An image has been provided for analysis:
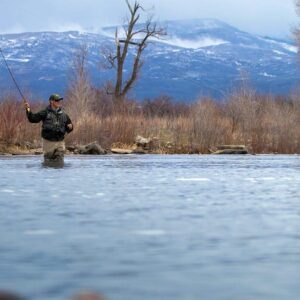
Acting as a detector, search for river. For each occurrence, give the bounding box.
[0,155,300,300]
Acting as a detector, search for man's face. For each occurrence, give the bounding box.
[50,100,63,109]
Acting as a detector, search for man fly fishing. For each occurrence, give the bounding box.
[1,47,73,162]
[24,94,73,161]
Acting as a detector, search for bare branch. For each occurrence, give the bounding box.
[119,39,141,46]
[102,0,167,101]
[100,43,117,70]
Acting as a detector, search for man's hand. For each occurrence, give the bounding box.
[24,101,30,112]
[67,123,73,130]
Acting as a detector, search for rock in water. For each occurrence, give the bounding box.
[211,145,248,154]
[77,142,106,155]
[135,135,159,152]
[111,148,133,154]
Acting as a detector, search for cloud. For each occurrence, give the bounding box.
[46,23,90,33]
[0,24,26,34]
[160,36,229,49]
[0,0,297,38]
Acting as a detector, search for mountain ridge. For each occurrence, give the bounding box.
[0,18,299,101]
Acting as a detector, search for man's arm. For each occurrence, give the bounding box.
[65,114,73,133]
[25,102,47,123]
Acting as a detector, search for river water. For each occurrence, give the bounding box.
[0,155,300,300]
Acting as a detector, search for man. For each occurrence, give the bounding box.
[25,94,73,161]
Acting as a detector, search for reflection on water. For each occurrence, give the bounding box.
[42,159,65,169]
[0,155,300,300]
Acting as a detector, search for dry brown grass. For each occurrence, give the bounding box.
[2,89,300,154]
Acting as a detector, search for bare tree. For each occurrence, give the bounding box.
[66,45,94,120]
[104,0,166,101]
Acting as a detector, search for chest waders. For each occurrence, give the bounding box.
[42,109,68,165]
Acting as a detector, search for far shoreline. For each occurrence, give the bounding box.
[1,142,300,156]
[1,149,298,156]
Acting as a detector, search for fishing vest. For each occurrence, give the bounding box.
[42,108,68,134]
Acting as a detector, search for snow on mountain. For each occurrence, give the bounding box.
[159,36,229,49]
[0,19,299,101]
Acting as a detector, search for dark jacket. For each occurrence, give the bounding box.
[26,106,73,141]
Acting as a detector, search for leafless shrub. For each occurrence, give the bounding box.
[65,45,95,121]
[0,96,24,144]
[2,85,300,154]
[142,95,190,118]
[0,93,43,147]
[189,98,230,153]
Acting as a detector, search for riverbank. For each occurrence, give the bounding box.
[2,92,300,155]
[0,143,170,156]
[0,142,42,156]
[0,141,252,155]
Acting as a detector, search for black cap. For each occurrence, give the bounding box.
[49,94,63,101]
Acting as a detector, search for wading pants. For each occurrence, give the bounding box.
[42,138,65,160]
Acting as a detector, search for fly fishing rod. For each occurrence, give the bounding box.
[0,47,28,110]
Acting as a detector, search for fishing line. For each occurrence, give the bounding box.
[0,47,27,103]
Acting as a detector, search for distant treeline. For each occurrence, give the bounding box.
[1,85,300,154]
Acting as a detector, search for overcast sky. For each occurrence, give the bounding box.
[0,0,298,38]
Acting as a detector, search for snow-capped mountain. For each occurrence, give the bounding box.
[0,19,299,101]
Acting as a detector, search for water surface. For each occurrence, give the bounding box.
[0,155,300,300]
